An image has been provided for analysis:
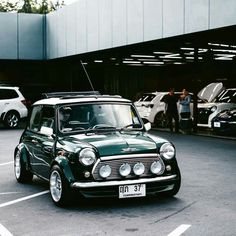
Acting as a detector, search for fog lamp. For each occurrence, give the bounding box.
[133,162,145,176]
[119,163,131,177]
[150,161,163,175]
[99,165,111,178]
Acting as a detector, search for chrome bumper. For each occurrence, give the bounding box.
[71,174,177,189]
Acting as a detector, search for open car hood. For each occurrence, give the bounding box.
[198,82,223,102]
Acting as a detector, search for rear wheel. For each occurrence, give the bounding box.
[50,165,72,207]
[4,111,20,128]
[14,149,33,183]
[154,112,167,128]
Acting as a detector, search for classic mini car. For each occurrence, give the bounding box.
[14,92,181,206]
[211,107,236,135]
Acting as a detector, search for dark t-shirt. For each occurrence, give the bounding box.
[161,94,178,114]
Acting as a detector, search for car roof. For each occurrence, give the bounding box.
[0,86,19,90]
[33,94,131,106]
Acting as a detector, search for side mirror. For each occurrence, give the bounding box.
[142,118,151,131]
[144,122,151,131]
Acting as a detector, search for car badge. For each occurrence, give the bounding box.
[121,147,138,152]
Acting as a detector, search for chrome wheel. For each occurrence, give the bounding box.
[5,112,19,128]
[14,151,21,179]
[50,170,62,203]
[14,149,33,183]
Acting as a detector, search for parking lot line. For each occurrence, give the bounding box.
[0,161,13,166]
[0,190,49,208]
[0,224,13,236]
[167,224,191,236]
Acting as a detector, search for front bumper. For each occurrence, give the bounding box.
[71,174,178,198]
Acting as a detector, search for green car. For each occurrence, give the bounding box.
[14,92,181,206]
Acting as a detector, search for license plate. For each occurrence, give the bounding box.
[214,122,221,128]
[119,184,146,198]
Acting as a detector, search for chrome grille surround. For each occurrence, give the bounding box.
[92,153,165,181]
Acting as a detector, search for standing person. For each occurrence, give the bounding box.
[161,88,179,133]
[179,89,191,119]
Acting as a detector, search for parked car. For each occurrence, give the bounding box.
[211,107,236,135]
[14,92,181,206]
[197,83,236,128]
[134,91,193,127]
[0,86,28,128]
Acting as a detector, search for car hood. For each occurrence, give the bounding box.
[198,82,223,102]
[66,131,167,156]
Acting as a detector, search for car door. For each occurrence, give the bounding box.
[24,105,55,180]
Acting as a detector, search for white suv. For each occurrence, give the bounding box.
[0,86,28,128]
[134,91,193,127]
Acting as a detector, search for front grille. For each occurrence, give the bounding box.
[198,108,213,124]
[92,155,165,181]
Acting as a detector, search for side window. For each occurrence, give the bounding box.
[29,106,42,132]
[29,106,55,134]
[39,106,55,132]
[0,89,19,99]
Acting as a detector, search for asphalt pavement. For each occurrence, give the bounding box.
[0,128,235,236]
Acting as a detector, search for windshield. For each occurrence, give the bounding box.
[139,94,156,102]
[214,90,236,103]
[58,103,142,133]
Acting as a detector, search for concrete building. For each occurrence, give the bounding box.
[0,0,235,101]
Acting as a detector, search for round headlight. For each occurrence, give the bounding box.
[150,160,164,175]
[133,162,145,176]
[99,165,111,178]
[79,148,96,166]
[119,163,131,177]
[211,106,217,113]
[160,143,175,160]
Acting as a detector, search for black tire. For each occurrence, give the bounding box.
[154,112,168,128]
[4,111,20,128]
[49,165,72,207]
[14,149,33,183]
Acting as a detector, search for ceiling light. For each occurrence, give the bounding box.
[215,57,233,60]
[180,47,194,50]
[143,61,164,64]
[94,60,103,63]
[153,51,173,55]
[138,58,159,61]
[131,55,155,58]
[122,61,141,64]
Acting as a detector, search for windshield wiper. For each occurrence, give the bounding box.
[120,123,142,131]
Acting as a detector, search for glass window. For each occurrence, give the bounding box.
[58,103,142,133]
[139,94,156,102]
[0,89,18,99]
[29,106,55,133]
[29,106,42,132]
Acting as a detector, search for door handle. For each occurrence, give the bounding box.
[43,146,52,154]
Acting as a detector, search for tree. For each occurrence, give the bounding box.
[0,0,65,14]
[0,1,19,12]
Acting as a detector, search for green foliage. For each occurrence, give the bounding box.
[0,0,65,14]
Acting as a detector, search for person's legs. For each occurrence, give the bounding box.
[167,114,173,132]
[173,113,179,133]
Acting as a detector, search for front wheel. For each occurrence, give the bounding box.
[4,111,20,128]
[50,165,71,207]
[14,149,33,183]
